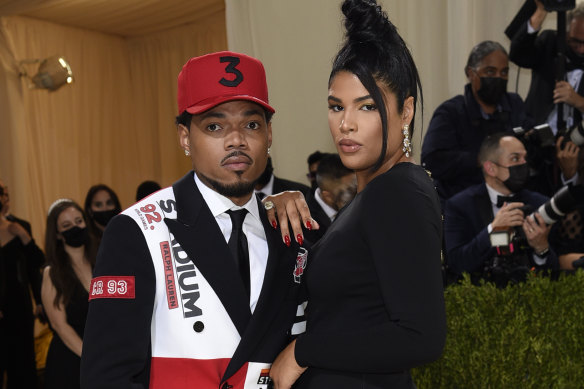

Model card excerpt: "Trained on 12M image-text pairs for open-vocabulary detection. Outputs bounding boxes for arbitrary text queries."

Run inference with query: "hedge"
[412,270,584,388]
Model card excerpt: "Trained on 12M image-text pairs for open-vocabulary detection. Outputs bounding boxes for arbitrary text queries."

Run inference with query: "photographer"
[444,134,559,284]
[422,41,534,203]
[508,0,583,194]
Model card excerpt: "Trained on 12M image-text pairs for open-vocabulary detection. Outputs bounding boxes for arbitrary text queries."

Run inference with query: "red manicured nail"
[284,235,291,247]
[306,220,313,230]
[297,234,303,246]
[271,220,277,229]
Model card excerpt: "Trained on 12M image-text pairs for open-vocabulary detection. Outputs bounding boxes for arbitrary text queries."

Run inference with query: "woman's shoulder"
[367,162,434,193]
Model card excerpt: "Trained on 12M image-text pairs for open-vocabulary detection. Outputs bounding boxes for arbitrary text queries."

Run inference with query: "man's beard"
[199,172,257,198]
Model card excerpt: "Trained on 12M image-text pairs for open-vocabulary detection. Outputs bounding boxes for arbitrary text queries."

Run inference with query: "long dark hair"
[330,0,423,172]
[84,184,121,239]
[45,199,97,307]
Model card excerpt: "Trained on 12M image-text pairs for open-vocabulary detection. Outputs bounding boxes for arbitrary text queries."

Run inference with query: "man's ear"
[267,121,272,149]
[177,124,190,153]
[483,160,497,177]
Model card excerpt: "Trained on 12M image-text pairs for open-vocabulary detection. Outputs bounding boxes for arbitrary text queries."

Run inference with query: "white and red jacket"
[81,172,307,389]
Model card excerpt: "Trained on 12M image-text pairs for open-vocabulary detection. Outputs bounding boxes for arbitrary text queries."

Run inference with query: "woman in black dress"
[42,199,96,389]
[270,1,446,388]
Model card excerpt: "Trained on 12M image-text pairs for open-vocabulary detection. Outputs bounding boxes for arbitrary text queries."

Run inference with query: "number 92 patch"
[89,276,136,300]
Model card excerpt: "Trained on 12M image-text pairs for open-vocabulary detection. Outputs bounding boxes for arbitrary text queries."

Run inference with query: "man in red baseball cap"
[81,51,308,389]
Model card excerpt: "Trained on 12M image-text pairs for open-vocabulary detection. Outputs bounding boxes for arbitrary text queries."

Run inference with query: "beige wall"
[0,0,567,241]
[226,0,558,185]
[0,11,227,242]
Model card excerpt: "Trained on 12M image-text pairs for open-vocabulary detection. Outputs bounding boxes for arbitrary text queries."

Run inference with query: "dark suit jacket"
[2,214,42,306]
[81,172,306,389]
[444,183,559,275]
[304,193,332,244]
[272,176,310,198]
[421,84,534,201]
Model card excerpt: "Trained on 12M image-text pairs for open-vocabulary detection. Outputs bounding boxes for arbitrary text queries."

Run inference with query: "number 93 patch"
[89,276,135,300]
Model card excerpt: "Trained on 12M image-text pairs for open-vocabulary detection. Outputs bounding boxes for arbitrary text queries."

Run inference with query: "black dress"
[44,278,89,389]
[0,237,43,389]
[294,163,447,389]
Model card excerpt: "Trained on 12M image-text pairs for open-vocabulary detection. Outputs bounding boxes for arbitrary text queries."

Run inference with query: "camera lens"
[536,185,583,225]
[568,122,584,146]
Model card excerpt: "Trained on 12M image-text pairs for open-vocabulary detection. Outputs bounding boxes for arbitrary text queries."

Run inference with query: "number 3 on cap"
[219,56,244,87]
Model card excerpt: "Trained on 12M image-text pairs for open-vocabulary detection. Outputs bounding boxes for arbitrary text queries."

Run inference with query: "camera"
[488,221,533,287]
[541,0,576,12]
[560,121,584,147]
[513,124,556,150]
[532,183,584,225]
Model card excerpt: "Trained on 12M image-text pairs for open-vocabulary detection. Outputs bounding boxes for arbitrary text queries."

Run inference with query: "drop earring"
[184,149,190,156]
[267,147,271,155]
[402,124,411,158]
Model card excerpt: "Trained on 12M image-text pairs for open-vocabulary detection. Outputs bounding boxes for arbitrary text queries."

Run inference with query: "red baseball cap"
[177,51,275,115]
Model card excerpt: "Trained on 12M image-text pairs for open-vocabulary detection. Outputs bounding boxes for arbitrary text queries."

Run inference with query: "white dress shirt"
[194,173,268,313]
[314,188,337,222]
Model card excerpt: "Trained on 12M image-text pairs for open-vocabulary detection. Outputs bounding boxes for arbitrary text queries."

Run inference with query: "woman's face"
[327,71,413,184]
[57,206,86,234]
[91,190,115,213]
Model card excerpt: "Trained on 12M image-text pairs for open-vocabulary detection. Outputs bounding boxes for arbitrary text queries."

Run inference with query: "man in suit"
[421,41,534,203]
[444,133,559,285]
[80,51,307,389]
[255,157,310,199]
[305,153,356,242]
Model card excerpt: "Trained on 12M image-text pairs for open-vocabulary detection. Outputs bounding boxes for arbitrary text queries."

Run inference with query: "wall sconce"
[19,56,74,91]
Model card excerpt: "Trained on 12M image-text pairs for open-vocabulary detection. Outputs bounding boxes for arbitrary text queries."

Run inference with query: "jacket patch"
[293,247,308,283]
[160,241,179,309]
[257,368,272,385]
[89,276,136,300]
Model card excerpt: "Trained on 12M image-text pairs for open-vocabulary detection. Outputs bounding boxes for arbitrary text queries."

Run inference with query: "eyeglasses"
[568,37,584,48]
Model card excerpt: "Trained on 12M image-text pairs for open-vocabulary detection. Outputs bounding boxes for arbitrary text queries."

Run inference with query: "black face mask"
[503,163,530,193]
[92,209,118,227]
[61,226,89,248]
[477,77,507,105]
[566,47,584,71]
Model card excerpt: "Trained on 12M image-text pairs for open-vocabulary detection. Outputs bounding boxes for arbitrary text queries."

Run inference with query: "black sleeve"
[509,22,549,70]
[80,214,156,389]
[443,198,493,274]
[421,100,480,181]
[296,170,447,373]
[22,239,45,304]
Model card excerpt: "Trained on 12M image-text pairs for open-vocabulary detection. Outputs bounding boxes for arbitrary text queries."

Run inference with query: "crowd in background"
[1,0,584,387]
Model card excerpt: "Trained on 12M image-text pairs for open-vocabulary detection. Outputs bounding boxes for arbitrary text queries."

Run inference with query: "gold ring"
[264,201,275,211]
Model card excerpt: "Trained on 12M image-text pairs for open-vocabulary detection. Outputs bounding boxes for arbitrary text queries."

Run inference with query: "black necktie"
[496,195,515,207]
[226,209,250,297]
[257,191,266,200]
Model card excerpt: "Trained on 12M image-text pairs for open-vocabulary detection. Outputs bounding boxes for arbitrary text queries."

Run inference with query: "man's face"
[307,162,319,186]
[568,17,584,57]
[493,137,527,183]
[468,50,509,94]
[178,100,272,203]
[0,179,9,214]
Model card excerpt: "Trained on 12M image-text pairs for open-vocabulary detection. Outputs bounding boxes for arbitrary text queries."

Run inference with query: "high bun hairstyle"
[330,0,422,172]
